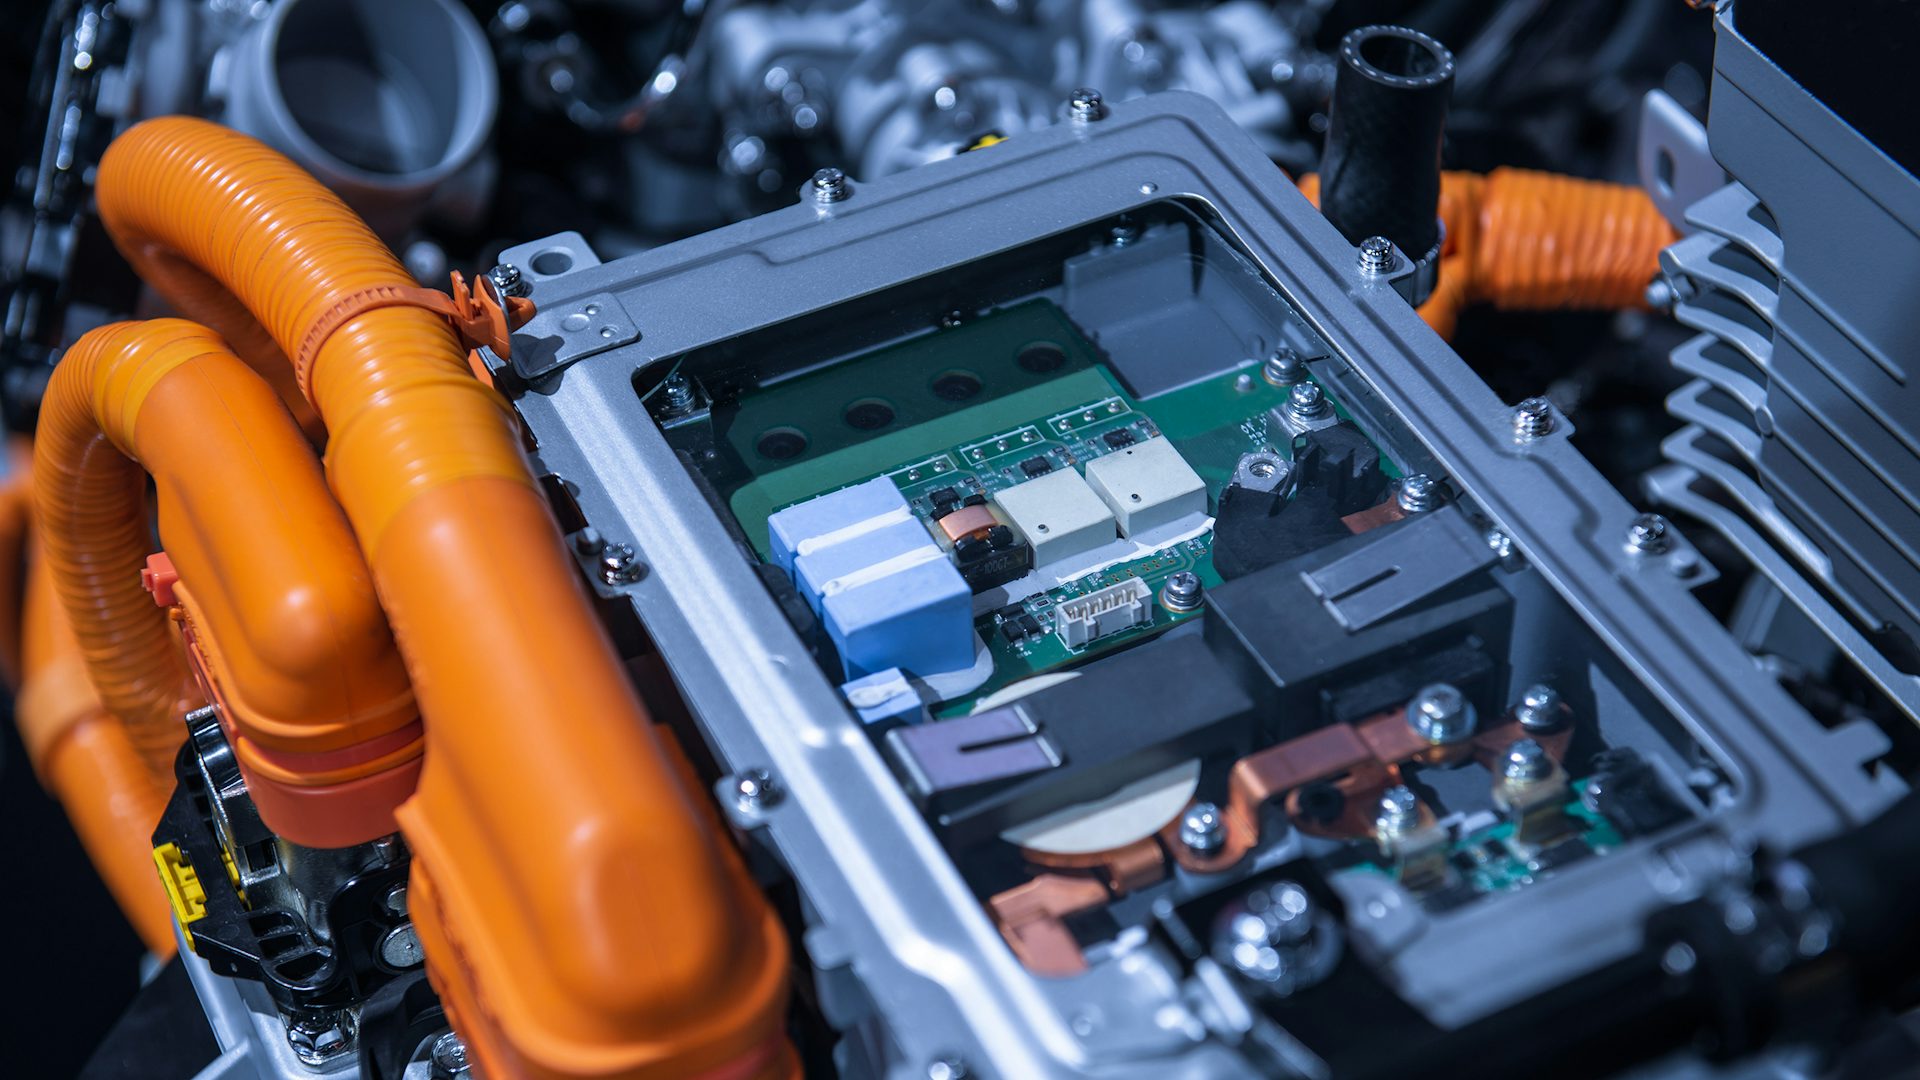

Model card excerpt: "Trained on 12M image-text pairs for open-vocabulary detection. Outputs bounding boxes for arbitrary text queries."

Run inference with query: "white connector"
[1054,577,1153,649]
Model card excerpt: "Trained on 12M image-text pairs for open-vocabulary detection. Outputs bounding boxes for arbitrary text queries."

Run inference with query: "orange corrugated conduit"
[34,319,420,846]
[95,117,793,1080]
[17,548,176,955]
[1299,167,1678,339]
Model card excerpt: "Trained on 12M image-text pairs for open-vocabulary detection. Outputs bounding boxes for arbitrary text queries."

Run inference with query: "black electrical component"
[1317,24,1455,262]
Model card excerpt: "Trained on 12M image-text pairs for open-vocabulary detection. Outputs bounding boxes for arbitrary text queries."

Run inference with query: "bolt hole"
[755,427,809,461]
[1249,460,1276,478]
[1036,524,1050,533]
[931,370,983,402]
[1017,342,1067,374]
[530,249,574,275]
[843,398,896,430]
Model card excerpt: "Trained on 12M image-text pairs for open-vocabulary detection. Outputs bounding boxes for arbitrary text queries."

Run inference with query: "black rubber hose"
[1317,25,1455,259]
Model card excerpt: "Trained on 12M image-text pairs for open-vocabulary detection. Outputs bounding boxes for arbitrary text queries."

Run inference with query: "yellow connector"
[152,843,208,948]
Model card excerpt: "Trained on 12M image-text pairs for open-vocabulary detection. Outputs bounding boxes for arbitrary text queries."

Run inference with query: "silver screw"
[1161,570,1204,613]
[599,542,644,585]
[1068,87,1106,121]
[1179,802,1225,853]
[1284,381,1331,425]
[383,882,409,917]
[927,1057,970,1080]
[380,923,424,968]
[1375,784,1419,838]
[1262,348,1307,386]
[1395,473,1439,513]
[811,167,849,203]
[1406,682,1475,745]
[657,373,695,417]
[1485,528,1519,566]
[1514,684,1568,732]
[1501,738,1552,782]
[1512,397,1555,440]
[733,768,781,814]
[286,1015,353,1065]
[1357,236,1396,275]
[486,262,530,298]
[431,1031,471,1078]
[1626,512,1672,555]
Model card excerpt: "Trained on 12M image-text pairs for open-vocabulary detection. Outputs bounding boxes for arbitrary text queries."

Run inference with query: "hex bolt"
[1485,528,1520,566]
[732,768,782,814]
[1626,512,1672,555]
[599,542,644,585]
[431,1031,472,1079]
[1068,87,1106,121]
[1406,682,1475,745]
[1179,801,1225,854]
[1284,381,1331,425]
[1501,738,1552,783]
[810,167,850,203]
[1512,397,1555,440]
[1395,473,1440,513]
[1514,683,1569,732]
[1375,784,1419,838]
[286,1015,353,1065]
[1357,236,1397,275]
[1161,570,1204,613]
[1262,347,1307,386]
[927,1057,970,1080]
[486,262,530,298]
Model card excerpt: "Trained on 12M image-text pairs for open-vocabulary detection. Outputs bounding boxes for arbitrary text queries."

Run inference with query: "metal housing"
[491,93,1897,1077]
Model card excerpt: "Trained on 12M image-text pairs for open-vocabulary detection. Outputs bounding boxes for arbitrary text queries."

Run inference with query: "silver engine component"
[127,0,498,236]
[705,0,1319,182]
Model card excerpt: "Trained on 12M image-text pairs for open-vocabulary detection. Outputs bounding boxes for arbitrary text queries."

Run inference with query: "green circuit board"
[716,299,1393,711]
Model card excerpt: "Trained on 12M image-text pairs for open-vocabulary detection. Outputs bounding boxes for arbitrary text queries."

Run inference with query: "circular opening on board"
[1016,342,1067,374]
[931,370,983,402]
[843,398,896,430]
[530,249,574,276]
[756,427,809,460]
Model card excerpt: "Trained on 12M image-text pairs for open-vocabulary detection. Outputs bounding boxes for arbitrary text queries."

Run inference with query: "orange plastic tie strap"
[293,271,535,392]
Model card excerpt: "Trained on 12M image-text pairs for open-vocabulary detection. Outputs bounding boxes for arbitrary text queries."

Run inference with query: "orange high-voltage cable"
[17,547,176,955]
[34,319,420,846]
[95,118,794,1080]
[1299,168,1678,339]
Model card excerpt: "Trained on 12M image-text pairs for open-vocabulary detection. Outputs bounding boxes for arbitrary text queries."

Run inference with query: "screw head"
[486,262,530,298]
[1514,683,1568,732]
[1627,512,1672,555]
[383,882,409,917]
[1512,397,1555,440]
[733,768,781,814]
[1395,473,1440,513]
[1357,236,1396,275]
[657,373,696,416]
[927,1058,970,1080]
[1285,380,1330,424]
[1179,801,1225,853]
[599,542,644,585]
[1375,784,1419,837]
[1161,570,1204,613]
[1407,682,1475,745]
[431,1031,471,1078]
[810,167,849,203]
[1068,87,1106,121]
[1262,348,1307,386]
[1501,738,1552,782]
